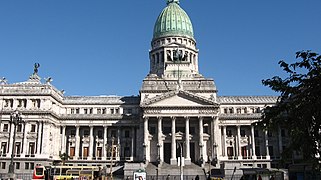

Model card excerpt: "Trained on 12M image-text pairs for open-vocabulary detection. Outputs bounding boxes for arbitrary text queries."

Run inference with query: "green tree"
[261,51,321,164]
[59,152,70,165]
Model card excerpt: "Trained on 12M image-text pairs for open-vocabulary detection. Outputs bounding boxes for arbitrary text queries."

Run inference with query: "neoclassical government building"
[0,0,288,178]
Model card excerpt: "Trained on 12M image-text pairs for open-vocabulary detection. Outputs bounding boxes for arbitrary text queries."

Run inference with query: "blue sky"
[0,0,320,96]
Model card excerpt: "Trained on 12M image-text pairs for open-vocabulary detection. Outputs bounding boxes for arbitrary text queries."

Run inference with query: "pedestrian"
[195,175,199,180]
[166,174,170,180]
[258,175,262,180]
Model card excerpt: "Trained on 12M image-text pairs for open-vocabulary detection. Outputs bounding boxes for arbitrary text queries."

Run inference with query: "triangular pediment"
[141,90,218,107]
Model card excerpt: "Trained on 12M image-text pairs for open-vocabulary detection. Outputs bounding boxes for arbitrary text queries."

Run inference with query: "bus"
[32,165,46,180]
[32,165,103,180]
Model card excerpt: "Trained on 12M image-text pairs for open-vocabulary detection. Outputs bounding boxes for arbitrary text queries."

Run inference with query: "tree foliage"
[261,51,321,163]
[59,152,70,165]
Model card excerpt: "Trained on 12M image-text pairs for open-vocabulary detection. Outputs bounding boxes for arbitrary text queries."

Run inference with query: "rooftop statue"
[34,63,40,75]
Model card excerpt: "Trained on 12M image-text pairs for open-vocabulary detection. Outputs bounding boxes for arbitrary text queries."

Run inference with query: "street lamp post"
[8,110,23,179]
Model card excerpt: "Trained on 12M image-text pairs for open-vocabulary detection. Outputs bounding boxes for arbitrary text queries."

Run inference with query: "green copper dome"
[153,0,194,40]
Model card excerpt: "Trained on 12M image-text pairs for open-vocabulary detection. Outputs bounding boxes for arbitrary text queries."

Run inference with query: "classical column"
[117,128,121,159]
[103,126,108,159]
[265,130,270,159]
[213,116,220,159]
[170,116,177,165]
[89,126,94,160]
[61,126,66,154]
[75,126,80,159]
[36,121,43,155]
[131,127,135,161]
[157,117,163,164]
[185,116,191,165]
[8,123,15,157]
[143,117,150,162]
[222,126,226,157]
[22,122,28,156]
[251,125,256,159]
[237,126,242,159]
[199,117,204,163]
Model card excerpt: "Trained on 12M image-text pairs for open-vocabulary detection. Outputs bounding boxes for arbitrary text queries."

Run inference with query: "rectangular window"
[32,99,41,108]
[29,142,35,155]
[227,130,232,137]
[15,162,20,169]
[97,147,102,158]
[1,162,5,169]
[31,124,36,132]
[70,147,75,157]
[227,147,234,157]
[76,108,80,114]
[71,108,75,114]
[83,147,89,158]
[17,124,23,132]
[30,163,34,169]
[18,99,27,108]
[84,108,88,114]
[97,108,101,114]
[102,108,106,114]
[15,142,21,156]
[4,99,11,107]
[1,142,7,155]
[25,162,29,170]
[3,124,9,132]
[243,108,248,113]
[111,109,114,114]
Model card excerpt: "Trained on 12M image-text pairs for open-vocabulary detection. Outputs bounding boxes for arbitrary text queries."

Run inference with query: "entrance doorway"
[190,142,195,163]
[164,143,171,164]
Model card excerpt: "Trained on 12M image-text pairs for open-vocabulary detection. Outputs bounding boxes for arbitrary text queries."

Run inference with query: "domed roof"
[153,0,194,40]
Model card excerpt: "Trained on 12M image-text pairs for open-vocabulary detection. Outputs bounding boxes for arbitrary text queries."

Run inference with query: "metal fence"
[147,175,209,180]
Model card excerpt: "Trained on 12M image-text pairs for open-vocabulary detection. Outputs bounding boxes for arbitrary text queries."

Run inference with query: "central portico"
[140,0,220,166]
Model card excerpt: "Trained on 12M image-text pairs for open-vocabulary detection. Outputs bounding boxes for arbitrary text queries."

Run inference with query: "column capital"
[184,116,190,120]
[198,116,204,121]
[171,116,176,121]
[157,116,163,120]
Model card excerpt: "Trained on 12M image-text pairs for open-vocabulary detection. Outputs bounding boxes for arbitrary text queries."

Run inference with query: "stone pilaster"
[251,125,256,159]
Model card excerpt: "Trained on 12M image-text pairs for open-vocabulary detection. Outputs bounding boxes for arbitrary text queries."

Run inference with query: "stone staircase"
[146,162,206,176]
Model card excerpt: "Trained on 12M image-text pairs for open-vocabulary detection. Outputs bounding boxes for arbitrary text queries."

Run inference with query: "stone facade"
[0,0,290,178]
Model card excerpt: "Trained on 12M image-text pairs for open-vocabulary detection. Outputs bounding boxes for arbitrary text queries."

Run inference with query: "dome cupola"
[153,0,194,40]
